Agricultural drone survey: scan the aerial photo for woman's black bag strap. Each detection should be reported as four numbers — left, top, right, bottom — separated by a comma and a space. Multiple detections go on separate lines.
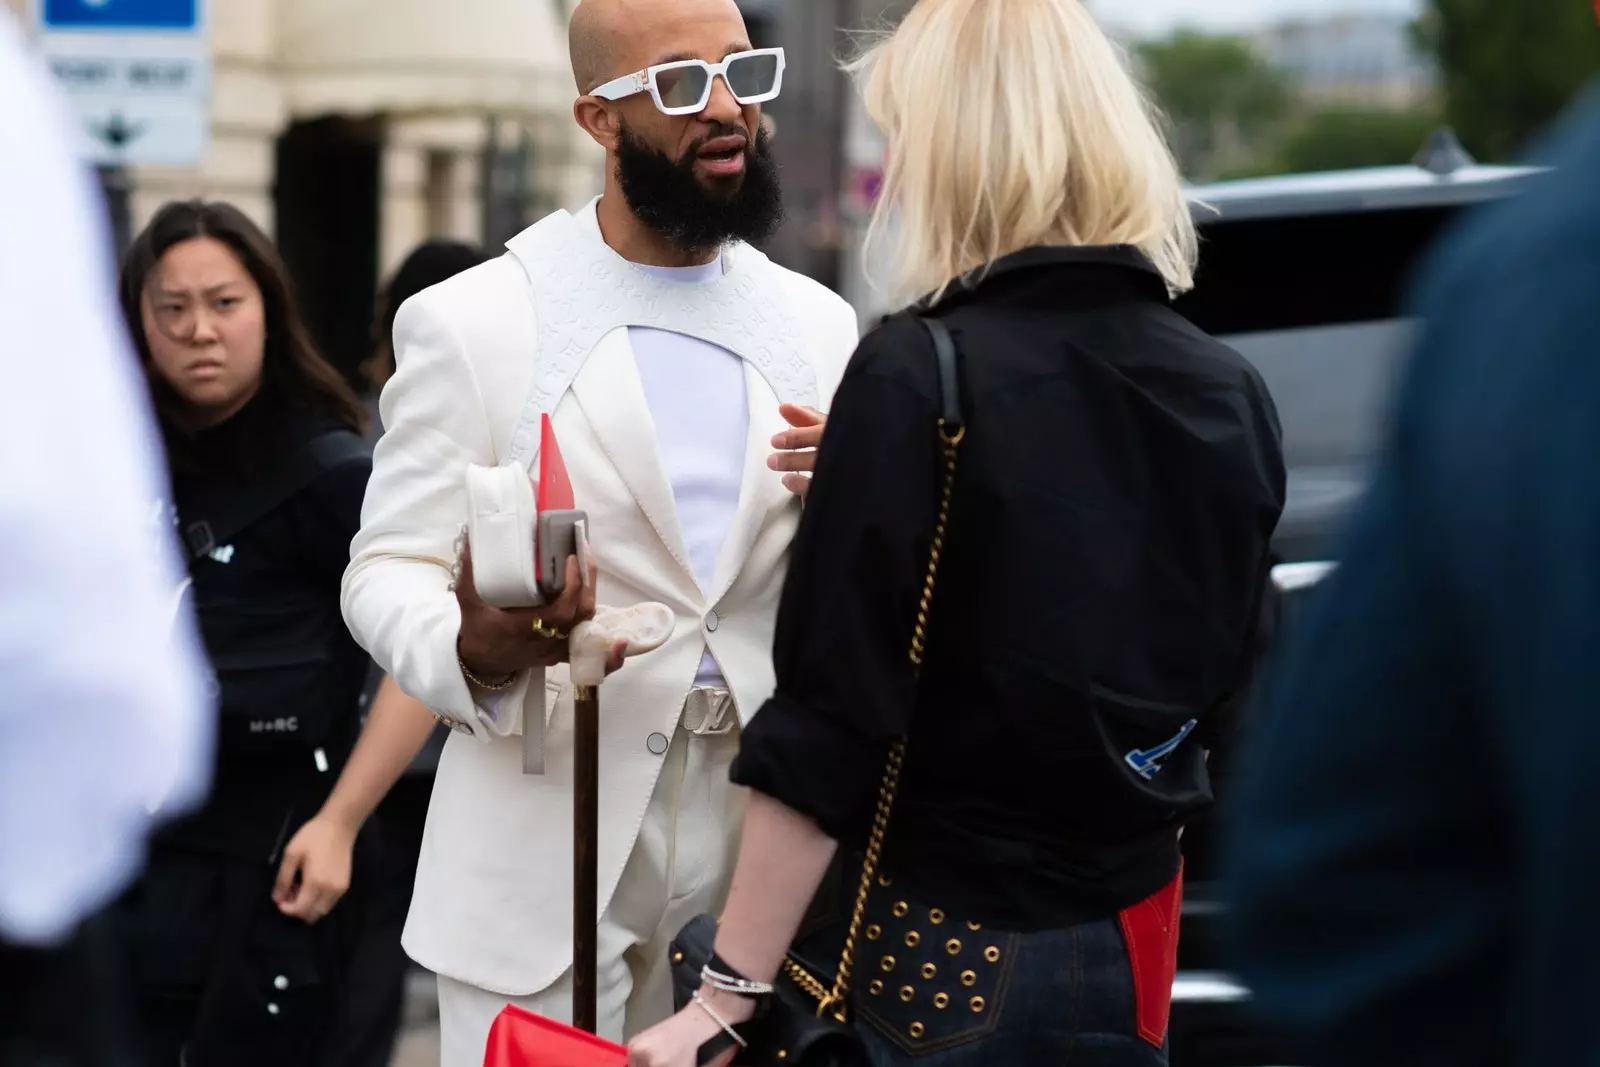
918, 316, 965, 434
181, 430, 372, 563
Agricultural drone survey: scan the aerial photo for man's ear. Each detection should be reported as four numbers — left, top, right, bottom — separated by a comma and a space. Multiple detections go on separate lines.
573, 97, 621, 153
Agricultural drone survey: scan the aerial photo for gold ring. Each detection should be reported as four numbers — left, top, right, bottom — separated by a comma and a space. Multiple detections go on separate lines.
531, 617, 567, 640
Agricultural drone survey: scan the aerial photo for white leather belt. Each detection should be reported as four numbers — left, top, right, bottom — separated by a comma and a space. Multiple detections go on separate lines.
682, 687, 737, 737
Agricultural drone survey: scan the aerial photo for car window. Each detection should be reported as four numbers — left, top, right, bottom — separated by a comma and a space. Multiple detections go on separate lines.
1175, 202, 1487, 560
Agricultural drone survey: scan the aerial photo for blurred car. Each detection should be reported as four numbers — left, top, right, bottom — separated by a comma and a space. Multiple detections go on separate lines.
1165, 133, 1543, 1067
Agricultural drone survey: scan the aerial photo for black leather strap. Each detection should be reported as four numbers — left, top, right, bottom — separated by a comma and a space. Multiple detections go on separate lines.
917, 316, 964, 430
181, 430, 371, 563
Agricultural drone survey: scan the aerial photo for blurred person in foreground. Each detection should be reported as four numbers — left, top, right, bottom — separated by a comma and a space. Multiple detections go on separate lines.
0, 10, 212, 1066
114, 200, 419, 1067
628, 0, 1284, 1064
1224, 88, 1600, 1067
339, 0, 858, 1057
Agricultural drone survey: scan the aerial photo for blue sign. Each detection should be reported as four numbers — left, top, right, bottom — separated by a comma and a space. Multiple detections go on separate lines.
42, 0, 199, 31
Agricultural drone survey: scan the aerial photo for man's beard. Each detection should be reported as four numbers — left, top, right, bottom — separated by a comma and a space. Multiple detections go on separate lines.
615, 120, 784, 256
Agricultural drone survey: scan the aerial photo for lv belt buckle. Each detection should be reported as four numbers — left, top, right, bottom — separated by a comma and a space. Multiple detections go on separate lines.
683, 688, 735, 737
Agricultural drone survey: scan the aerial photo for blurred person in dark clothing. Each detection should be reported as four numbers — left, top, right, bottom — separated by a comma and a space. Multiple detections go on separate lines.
291, 238, 490, 1067
114, 200, 417, 1067
362, 240, 491, 400
1225, 88, 1600, 1067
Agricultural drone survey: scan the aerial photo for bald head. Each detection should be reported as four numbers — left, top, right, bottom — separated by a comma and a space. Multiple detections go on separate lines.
568, 0, 622, 95
568, 0, 750, 96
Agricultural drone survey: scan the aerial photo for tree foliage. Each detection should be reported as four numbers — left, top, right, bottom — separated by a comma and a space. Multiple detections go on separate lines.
1414, 0, 1600, 161
1136, 31, 1293, 180
1277, 106, 1441, 173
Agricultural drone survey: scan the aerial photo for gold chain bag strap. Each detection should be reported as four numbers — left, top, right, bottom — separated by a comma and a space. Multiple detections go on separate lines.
786, 315, 966, 1024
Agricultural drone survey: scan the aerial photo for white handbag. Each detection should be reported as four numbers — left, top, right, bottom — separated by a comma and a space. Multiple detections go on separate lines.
462, 463, 546, 608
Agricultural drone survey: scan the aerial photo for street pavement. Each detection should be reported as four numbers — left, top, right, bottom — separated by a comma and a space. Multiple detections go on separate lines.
390, 969, 440, 1067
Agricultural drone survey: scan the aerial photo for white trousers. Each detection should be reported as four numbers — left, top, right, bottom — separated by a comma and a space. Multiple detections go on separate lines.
437, 705, 743, 1066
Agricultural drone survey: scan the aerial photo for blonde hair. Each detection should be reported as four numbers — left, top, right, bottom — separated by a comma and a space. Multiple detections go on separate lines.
848, 0, 1197, 303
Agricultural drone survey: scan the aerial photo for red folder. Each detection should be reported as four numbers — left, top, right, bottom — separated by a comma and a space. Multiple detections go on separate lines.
538, 413, 575, 512
486, 413, 614, 1064
484, 1006, 625, 1067
536, 414, 576, 588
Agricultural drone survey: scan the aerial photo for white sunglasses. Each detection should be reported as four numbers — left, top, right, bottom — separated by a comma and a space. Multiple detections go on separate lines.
592, 48, 786, 116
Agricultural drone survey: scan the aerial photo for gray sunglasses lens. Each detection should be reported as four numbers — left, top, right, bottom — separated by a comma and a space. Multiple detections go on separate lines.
725, 52, 779, 99
656, 65, 710, 110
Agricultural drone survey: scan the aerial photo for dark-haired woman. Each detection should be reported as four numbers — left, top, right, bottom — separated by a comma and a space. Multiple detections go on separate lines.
114, 199, 414, 1067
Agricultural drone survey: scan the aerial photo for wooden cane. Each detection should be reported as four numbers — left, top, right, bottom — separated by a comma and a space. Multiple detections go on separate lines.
572, 683, 600, 1033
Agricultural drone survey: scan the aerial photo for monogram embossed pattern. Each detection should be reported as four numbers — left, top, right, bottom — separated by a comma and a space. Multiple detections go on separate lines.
502, 201, 821, 472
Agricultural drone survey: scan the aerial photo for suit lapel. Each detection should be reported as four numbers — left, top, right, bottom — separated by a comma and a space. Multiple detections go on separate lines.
570, 329, 697, 585
706, 363, 793, 605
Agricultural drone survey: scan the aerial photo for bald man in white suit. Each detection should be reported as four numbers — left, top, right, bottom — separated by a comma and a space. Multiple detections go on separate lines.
339, 0, 859, 1059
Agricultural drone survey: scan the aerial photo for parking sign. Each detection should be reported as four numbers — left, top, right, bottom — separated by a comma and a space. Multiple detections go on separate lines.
32, 0, 210, 166
42, 0, 200, 32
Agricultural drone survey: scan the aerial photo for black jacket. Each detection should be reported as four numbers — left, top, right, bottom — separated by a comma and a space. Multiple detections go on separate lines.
157, 400, 372, 863
731, 245, 1286, 930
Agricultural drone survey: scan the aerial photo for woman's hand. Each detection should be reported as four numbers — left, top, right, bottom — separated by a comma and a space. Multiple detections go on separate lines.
769, 403, 827, 498
627, 988, 753, 1067
272, 812, 356, 924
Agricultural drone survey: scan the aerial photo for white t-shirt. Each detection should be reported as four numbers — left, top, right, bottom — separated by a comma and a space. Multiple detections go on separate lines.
629, 258, 748, 689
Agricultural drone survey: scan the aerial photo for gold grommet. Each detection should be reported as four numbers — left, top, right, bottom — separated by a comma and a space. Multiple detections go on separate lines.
967, 921, 981, 931
899, 985, 914, 1002
984, 946, 1000, 963
881, 955, 896, 972
921, 963, 936, 979
892, 901, 909, 918
971, 995, 986, 1013
945, 938, 961, 955
878, 874, 892, 888
929, 908, 945, 924
868, 979, 884, 995
905, 930, 921, 948
909, 1022, 925, 1039
866, 924, 882, 941
934, 992, 950, 1009
672, 952, 683, 963
961, 970, 976, 987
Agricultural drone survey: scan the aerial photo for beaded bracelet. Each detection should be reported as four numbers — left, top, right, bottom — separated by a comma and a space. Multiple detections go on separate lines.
691, 990, 749, 1050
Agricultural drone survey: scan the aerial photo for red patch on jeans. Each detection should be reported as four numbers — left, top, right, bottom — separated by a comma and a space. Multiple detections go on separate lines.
1117, 864, 1183, 1048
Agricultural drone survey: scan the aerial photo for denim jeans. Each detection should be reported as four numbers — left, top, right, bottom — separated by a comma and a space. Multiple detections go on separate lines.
850, 916, 1167, 1067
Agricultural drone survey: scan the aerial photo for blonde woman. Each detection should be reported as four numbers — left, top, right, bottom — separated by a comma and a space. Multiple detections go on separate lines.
631, 0, 1285, 1064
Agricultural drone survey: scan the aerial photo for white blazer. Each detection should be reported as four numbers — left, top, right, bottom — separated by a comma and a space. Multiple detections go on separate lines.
341, 208, 859, 996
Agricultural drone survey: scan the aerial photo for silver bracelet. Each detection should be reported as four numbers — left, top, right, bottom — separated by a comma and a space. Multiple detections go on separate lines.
701, 964, 775, 998
691, 990, 749, 1049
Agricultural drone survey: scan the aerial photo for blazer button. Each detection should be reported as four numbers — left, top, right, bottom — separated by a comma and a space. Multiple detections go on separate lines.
705, 611, 720, 632
647, 732, 669, 755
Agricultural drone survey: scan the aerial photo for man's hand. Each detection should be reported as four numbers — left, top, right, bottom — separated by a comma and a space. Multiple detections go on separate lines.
768, 403, 826, 498
455, 536, 598, 681
272, 814, 355, 924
